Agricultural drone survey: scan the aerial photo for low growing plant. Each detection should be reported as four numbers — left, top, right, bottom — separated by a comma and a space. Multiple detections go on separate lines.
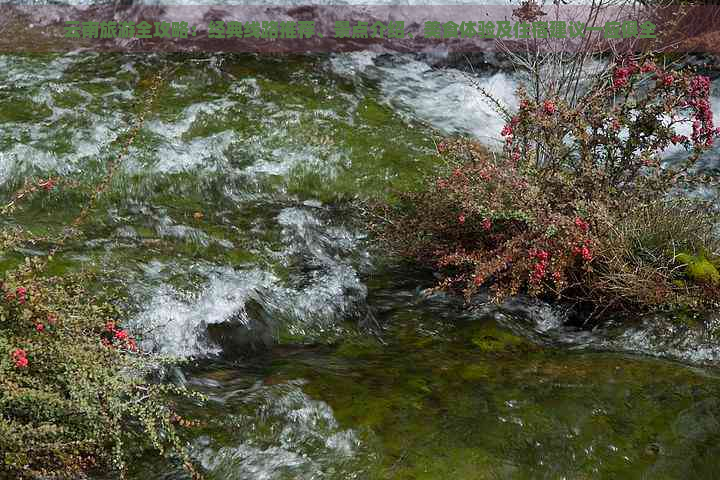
591, 199, 720, 312
0, 254, 204, 479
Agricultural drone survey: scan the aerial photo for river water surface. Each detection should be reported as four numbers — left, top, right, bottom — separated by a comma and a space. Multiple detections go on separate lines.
3, 52, 720, 479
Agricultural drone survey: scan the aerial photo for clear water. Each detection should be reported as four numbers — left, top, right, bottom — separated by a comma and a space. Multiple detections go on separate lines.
2, 52, 720, 479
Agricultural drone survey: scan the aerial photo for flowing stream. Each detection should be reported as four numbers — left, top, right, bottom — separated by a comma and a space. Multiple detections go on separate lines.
3, 51, 720, 479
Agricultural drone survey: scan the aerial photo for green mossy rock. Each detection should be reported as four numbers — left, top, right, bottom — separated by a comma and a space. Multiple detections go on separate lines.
676, 253, 720, 286
471, 324, 526, 352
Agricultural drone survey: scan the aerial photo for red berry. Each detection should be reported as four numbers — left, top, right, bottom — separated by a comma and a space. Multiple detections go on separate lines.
543, 100, 557, 114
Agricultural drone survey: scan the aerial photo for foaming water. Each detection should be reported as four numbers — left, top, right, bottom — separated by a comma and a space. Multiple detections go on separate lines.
1, 51, 719, 364
190, 380, 367, 480
330, 53, 518, 147
124, 204, 369, 357
0, 54, 132, 184
134, 295, 720, 479
274, 207, 369, 336
129, 265, 277, 357
3, 49, 720, 480
470, 294, 720, 366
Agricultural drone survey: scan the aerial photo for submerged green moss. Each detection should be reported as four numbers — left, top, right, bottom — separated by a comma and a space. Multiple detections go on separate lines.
175, 311, 720, 480
5, 53, 720, 480
0, 97, 53, 123
335, 337, 384, 359
470, 324, 527, 353
459, 363, 490, 381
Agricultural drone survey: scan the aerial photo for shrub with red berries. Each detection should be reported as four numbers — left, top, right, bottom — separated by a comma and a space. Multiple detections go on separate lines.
501, 57, 720, 201
0, 263, 203, 479
371, 55, 720, 314
371, 138, 599, 302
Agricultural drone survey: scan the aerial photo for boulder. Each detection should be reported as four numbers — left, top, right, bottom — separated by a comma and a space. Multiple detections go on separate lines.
206, 298, 275, 357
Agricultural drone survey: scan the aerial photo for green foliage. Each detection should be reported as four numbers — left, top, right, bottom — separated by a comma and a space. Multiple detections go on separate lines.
677, 253, 720, 285
0, 257, 204, 479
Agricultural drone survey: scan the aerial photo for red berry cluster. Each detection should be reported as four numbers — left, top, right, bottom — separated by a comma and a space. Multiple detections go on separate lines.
530, 249, 550, 282
671, 135, 688, 145
686, 75, 717, 146
611, 60, 719, 148
543, 100, 557, 114
501, 115, 521, 137
574, 217, 590, 232
101, 321, 137, 351
11, 348, 28, 368
38, 178, 56, 191
572, 242, 593, 262
613, 66, 633, 89
5, 286, 28, 305
612, 59, 650, 89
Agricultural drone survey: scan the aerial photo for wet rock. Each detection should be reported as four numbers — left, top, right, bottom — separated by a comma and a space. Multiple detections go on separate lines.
206, 298, 275, 357
644, 442, 662, 456
417, 51, 515, 74
470, 323, 528, 353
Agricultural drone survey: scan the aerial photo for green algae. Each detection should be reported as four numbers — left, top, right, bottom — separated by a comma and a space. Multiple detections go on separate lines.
122, 298, 720, 480
335, 337, 384, 359
273, 317, 720, 479
469, 323, 527, 353
0, 96, 53, 123
3, 53, 720, 480
460, 363, 491, 381
687, 259, 720, 285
